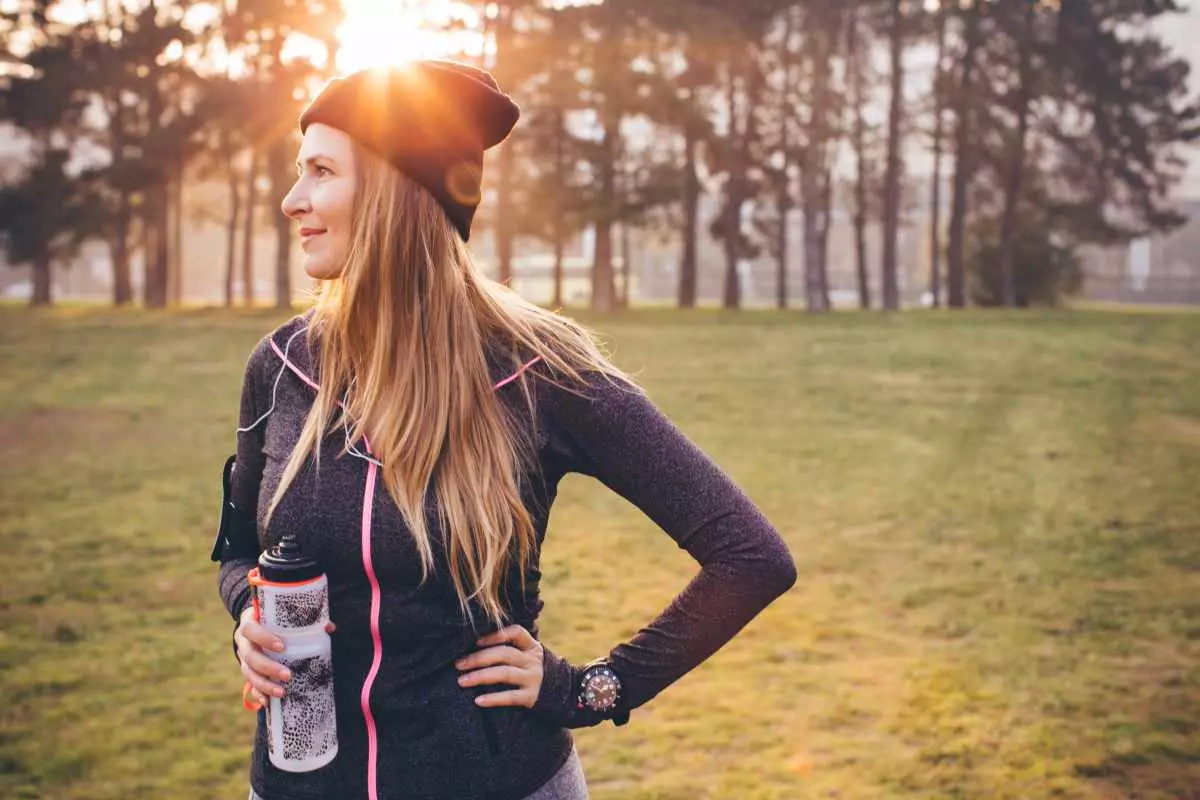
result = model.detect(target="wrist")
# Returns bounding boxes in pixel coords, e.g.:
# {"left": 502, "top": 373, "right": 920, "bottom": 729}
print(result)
{"left": 530, "top": 647, "right": 631, "bottom": 729}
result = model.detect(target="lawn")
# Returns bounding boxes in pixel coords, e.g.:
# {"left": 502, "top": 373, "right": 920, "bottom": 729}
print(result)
{"left": 1, "top": 305, "right": 1197, "bottom": 799}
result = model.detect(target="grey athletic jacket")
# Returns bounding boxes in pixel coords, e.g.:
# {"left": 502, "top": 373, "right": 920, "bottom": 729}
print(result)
{"left": 214, "top": 310, "right": 797, "bottom": 800}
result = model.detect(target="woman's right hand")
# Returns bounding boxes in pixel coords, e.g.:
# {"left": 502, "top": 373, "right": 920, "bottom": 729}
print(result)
{"left": 236, "top": 604, "right": 291, "bottom": 709}
{"left": 235, "top": 604, "right": 339, "bottom": 708}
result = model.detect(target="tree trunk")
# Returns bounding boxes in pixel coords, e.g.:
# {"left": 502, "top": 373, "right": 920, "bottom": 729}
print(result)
{"left": 849, "top": 2, "right": 871, "bottom": 310}
{"left": 619, "top": 220, "right": 631, "bottom": 308}
{"left": 170, "top": 159, "right": 184, "bottom": 305}
{"left": 776, "top": 11, "right": 798, "bottom": 311}
{"left": 818, "top": 167, "right": 833, "bottom": 309}
{"left": 679, "top": 108, "right": 700, "bottom": 309}
{"left": 928, "top": 4, "right": 949, "bottom": 309}
{"left": 154, "top": 187, "right": 170, "bottom": 307}
{"left": 552, "top": 233, "right": 564, "bottom": 309}
{"left": 947, "top": 0, "right": 983, "bottom": 309}
{"left": 494, "top": 5, "right": 515, "bottom": 287}
{"left": 31, "top": 254, "right": 52, "bottom": 307}
{"left": 268, "top": 138, "right": 293, "bottom": 309}
{"left": 104, "top": 6, "right": 133, "bottom": 308}
{"left": 112, "top": 187, "right": 133, "bottom": 306}
{"left": 140, "top": 208, "right": 157, "bottom": 306}
{"left": 998, "top": 0, "right": 1035, "bottom": 309}
{"left": 880, "top": 0, "right": 904, "bottom": 311}
{"left": 721, "top": 60, "right": 744, "bottom": 311}
{"left": 802, "top": 33, "right": 832, "bottom": 313}
{"left": 142, "top": 185, "right": 170, "bottom": 309}
{"left": 241, "top": 149, "right": 258, "bottom": 306}
{"left": 590, "top": 2, "right": 620, "bottom": 313}
{"left": 776, "top": 194, "right": 790, "bottom": 310}
{"left": 224, "top": 148, "right": 241, "bottom": 308}
{"left": 551, "top": 109, "right": 566, "bottom": 309}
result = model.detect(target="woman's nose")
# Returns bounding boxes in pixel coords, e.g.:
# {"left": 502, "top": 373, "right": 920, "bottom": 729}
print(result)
{"left": 281, "top": 179, "right": 309, "bottom": 219}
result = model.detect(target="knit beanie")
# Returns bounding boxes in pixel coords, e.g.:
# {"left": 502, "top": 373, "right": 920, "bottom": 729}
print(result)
{"left": 299, "top": 61, "right": 521, "bottom": 242}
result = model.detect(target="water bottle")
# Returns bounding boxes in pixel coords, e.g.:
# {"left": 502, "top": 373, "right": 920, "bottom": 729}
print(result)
{"left": 247, "top": 534, "right": 338, "bottom": 772}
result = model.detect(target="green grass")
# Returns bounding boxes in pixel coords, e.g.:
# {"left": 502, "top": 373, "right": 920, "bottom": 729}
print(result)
{"left": 1, "top": 305, "right": 1198, "bottom": 799}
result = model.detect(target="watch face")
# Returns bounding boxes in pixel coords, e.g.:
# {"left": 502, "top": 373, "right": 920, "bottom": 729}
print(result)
{"left": 582, "top": 667, "right": 620, "bottom": 712}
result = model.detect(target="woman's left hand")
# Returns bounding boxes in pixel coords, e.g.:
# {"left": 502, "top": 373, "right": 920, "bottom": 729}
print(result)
{"left": 455, "top": 624, "right": 544, "bottom": 708}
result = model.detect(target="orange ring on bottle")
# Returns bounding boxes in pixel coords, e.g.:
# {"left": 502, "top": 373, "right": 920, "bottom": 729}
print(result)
{"left": 243, "top": 680, "right": 263, "bottom": 712}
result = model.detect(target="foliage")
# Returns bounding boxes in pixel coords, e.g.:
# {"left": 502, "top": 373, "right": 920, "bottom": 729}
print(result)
{"left": 966, "top": 214, "right": 1083, "bottom": 307}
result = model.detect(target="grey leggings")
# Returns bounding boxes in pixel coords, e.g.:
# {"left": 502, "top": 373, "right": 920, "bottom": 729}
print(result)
{"left": 248, "top": 745, "right": 589, "bottom": 800}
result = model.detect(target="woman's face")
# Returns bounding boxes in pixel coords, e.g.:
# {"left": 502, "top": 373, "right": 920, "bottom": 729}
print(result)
{"left": 281, "top": 123, "right": 357, "bottom": 280}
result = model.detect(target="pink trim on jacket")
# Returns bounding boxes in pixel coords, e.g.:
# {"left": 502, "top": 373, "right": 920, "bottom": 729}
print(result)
{"left": 267, "top": 335, "right": 540, "bottom": 800}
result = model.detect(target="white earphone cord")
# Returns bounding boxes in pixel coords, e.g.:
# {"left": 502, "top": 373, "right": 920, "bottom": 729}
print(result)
{"left": 235, "top": 325, "right": 383, "bottom": 468}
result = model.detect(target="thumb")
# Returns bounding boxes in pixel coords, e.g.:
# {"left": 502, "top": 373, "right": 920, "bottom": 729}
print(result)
{"left": 325, "top": 621, "right": 337, "bottom": 634}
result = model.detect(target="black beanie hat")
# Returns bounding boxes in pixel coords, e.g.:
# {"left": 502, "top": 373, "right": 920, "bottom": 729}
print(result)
{"left": 299, "top": 61, "right": 521, "bottom": 242}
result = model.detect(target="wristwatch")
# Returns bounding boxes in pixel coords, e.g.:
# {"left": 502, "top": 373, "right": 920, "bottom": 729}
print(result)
{"left": 576, "top": 657, "right": 629, "bottom": 725}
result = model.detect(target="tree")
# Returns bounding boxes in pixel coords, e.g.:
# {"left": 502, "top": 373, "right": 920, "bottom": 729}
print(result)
{"left": 927, "top": 0, "right": 949, "bottom": 308}
{"left": 966, "top": 215, "right": 1082, "bottom": 307}
{"left": 945, "top": 0, "right": 983, "bottom": 308}
{"left": 0, "top": 1, "right": 103, "bottom": 306}
{"left": 879, "top": 0, "right": 904, "bottom": 310}
{"left": 0, "top": 151, "right": 104, "bottom": 306}
{"left": 846, "top": 0, "right": 876, "bottom": 310}
{"left": 994, "top": 0, "right": 1037, "bottom": 309}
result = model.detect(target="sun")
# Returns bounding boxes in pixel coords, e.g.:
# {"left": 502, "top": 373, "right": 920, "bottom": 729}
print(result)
{"left": 335, "top": 0, "right": 487, "bottom": 73}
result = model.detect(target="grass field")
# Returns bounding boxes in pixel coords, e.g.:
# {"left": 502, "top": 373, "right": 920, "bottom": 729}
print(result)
{"left": 1, "top": 306, "right": 1197, "bottom": 800}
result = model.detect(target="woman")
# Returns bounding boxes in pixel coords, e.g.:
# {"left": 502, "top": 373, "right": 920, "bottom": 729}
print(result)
{"left": 213, "top": 61, "right": 797, "bottom": 800}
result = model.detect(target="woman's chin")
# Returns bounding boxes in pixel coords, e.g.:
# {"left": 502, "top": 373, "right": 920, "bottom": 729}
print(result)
{"left": 303, "top": 259, "right": 341, "bottom": 281}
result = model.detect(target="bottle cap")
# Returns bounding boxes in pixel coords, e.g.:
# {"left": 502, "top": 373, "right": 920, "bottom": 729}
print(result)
{"left": 257, "top": 534, "right": 323, "bottom": 583}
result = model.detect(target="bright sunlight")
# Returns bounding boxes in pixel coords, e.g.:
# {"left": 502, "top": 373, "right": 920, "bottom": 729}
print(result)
{"left": 335, "top": 0, "right": 488, "bottom": 73}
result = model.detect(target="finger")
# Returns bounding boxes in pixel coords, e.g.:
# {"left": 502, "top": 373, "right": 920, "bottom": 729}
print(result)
{"left": 476, "top": 625, "right": 536, "bottom": 651}
{"left": 456, "top": 644, "right": 531, "bottom": 671}
{"left": 251, "top": 687, "right": 269, "bottom": 707}
{"left": 244, "top": 650, "right": 293, "bottom": 683}
{"left": 458, "top": 665, "right": 527, "bottom": 688}
{"left": 325, "top": 621, "right": 337, "bottom": 634}
{"left": 241, "top": 659, "right": 287, "bottom": 698}
{"left": 241, "top": 620, "right": 286, "bottom": 652}
{"left": 473, "top": 688, "right": 535, "bottom": 708}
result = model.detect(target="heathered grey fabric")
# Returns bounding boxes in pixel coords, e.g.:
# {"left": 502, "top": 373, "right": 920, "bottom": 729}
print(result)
{"left": 217, "top": 310, "right": 797, "bottom": 800}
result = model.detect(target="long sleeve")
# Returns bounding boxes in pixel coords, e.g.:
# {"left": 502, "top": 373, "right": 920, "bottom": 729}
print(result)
{"left": 530, "top": 370, "right": 798, "bottom": 729}
{"left": 215, "top": 341, "right": 270, "bottom": 628}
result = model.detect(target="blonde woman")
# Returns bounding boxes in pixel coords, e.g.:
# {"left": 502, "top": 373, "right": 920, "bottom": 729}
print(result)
{"left": 213, "top": 61, "right": 797, "bottom": 800}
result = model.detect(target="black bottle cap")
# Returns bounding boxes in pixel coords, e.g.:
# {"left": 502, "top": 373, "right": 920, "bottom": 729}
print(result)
{"left": 257, "top": 534, "right": 322, "bottom": 583}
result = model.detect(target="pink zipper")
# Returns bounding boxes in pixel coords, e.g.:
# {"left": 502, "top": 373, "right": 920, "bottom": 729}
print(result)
{"left": 268, "top": 335, "right": 541, "bottom": 799}
{"left": 359, "top": 452, "right": 382, "bottom": 800}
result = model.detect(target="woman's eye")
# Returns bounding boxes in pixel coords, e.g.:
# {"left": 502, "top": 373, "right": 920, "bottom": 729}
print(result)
{"left": 316, "top": 166, "right": 333, "bottom": 177}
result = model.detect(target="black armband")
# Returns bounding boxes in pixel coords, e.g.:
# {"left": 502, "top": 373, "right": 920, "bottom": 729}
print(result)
{"left": 210, "top": 454, "right": 261, "bottom": 562}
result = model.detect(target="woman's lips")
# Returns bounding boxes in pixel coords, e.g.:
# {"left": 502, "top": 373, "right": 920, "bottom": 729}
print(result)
{"left": 300, "top": 228, "right": 326, "bottom": 247}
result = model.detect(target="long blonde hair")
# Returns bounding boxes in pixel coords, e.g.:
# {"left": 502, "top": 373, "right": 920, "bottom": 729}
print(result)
{"left": 266, "top": 139, "right": 640, "bottom": 632}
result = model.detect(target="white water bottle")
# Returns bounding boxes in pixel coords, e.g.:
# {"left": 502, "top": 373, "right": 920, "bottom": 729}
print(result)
{"left": 248, "top": 534, "right": 338, "bottom": 772}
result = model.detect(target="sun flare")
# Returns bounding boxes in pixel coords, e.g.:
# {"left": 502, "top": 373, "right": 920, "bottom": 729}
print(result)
{"left": 335, "top": 0, "right": 487, "bottom": 74}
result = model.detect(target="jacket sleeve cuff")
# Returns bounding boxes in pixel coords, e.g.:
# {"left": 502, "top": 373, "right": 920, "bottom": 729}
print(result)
{"left": 531, "top": 645, "right": 581, "bottom": 727}
{"left": 229, "top": 589, "right": 254, "bottom": 663}
{"left": 531, "top": 646, "right": 620, "bottom": 730}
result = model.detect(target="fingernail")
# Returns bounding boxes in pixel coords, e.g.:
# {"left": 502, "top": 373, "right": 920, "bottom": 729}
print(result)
{"left": 280, "top": 670, "right": 291, "bottom": 681}
{"left": 457, "top": 675, "right": 468, "bottom": 685}
{"left": 273, "top": 642, "right": 285, "bottom": 652}
{"left": 274, "top": 687, "right": 285, "bottom": 697}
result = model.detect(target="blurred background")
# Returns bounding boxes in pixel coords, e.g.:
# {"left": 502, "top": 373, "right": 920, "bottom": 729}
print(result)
{"left": 2, "top": 2, "right": 1199, "bottom": 800}
{"left": 1, "top": 0, "right": 1198, "bottom": 311}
